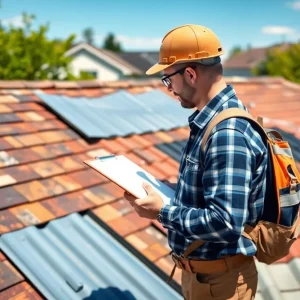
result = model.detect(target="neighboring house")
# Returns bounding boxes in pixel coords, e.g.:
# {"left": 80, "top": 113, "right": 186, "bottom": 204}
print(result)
{"left": 118, "top": 51, "right": 160, "bottom": 76}
{"left": 223, "top": 43, "right": 292, "bottom": 77}
{"left": 0, "top": 77, "right": 300, "bottom": 299}
{"left": 65, "top": 43, "right": 142, "bottom": 81}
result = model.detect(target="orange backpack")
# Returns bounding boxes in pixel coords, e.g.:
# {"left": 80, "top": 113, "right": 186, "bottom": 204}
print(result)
{"left": 200, "top": 108, "right": 300, "bottom": 264}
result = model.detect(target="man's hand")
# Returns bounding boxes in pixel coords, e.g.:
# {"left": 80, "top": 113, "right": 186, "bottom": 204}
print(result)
{"left": 124, "top": 182, "right": 164, "bottom": 220}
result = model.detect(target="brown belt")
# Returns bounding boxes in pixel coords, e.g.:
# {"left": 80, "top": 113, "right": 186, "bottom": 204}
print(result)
{"left": 171, "top": 253, "right": 253, "bottom": 274}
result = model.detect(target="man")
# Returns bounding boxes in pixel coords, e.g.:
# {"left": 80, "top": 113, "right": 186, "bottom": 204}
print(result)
{"left": 124, "top": 24, "right": 267, "bottom": 300}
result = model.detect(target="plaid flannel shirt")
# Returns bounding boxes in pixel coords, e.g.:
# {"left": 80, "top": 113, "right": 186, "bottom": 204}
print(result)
{"left": 160, "top": 85, "right": 268, "bottom": 259}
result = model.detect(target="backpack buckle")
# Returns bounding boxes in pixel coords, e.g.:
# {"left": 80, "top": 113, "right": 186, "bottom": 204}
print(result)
{"left": 290, "top": 179, "right": 297, "bottom": 194}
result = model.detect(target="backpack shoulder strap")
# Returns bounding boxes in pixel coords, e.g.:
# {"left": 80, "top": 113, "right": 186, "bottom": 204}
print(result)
{"left": 201, "top": 107, "right": 266, "bottom": 153}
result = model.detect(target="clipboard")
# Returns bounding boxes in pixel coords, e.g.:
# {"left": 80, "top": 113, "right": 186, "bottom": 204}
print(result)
{"left": 84, "top": 155, "right": 175, "bottom": 205}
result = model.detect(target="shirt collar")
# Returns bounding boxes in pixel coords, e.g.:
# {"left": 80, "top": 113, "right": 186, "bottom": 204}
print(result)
{"left": 188, "top": 84, "right": 237, "bottom": 130}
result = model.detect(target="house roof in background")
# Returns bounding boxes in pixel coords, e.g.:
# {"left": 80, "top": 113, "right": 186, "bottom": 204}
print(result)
{"left": 0, "top": 77, "right": 300, "bottom": 299}
{"left": 65, "top": 43, "right": 142, "bottom": 74}
{"left": 118, "top": 52, "right": 159, "bottom": 74}
{"left": 223, "top": 43, "right": 292, "bottom": 69}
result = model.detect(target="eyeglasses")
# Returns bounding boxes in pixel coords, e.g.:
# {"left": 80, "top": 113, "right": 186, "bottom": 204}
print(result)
{"left": 161, "top": 67, "right": 187, "bottom": 87}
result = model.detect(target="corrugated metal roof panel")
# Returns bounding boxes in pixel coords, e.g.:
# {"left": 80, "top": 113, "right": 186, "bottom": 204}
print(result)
{"left": 156, "top": 141, "right": 187, "bottom": 162}
{"left": 0, "top": 213, "right": 181, "bottom": 300}
{"left": 256, "top": 259, "right": 300, "bottom": 300}
{"left": 36, "top": 90, "right": 191, "bottom": 139}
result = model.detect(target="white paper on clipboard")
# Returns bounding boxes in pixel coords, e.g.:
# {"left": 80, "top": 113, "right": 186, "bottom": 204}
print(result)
{"left": 84, "top": 155, "right": 175, "bottom": 205}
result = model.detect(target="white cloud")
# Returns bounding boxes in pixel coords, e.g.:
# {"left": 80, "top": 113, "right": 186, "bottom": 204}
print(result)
{"left": 261, "top": 26, "right": 296, "bottom": 36}
{"left": 95, "top": 34, "right": 162, "bottom": 50}
{"left": 287, "top": 1, "right": 300, "bottom": 10}
{"left": 116, "top": 35, "right": 161, "bottom": 49}
{"left": 1, "top": 15, "right": 25, "bottom": 28}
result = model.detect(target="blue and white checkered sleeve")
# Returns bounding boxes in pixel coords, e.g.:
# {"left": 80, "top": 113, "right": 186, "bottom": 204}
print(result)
{"left": 160, "top": 128, "right": 254, "bottom": 243}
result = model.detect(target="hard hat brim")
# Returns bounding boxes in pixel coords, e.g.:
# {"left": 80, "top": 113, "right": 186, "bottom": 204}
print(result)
{"left": 145, "top": 63, "right": 171, "bottom": 75}
{"left": 146, "top": 56, "right": 222, "bottom": 75}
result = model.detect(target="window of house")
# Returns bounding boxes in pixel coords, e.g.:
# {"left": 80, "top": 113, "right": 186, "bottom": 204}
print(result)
{"left": 80, "top": 70, "right": 98, "bottom": 79}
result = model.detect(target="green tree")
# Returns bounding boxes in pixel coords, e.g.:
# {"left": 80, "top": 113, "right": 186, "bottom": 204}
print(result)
{"left": 103, "top": 33, "right": 123, "bottom": 52}
{"left": 228, "top": 46, "right": 242, "bottom": 59}
{"left": 0, "top": 13, "right": 79, "bottom": 80}
{"left": 82, "top": 27, "right": 94, "bottom": 45}
{"left": 252, "top": 43, "right": 300, "bottom": 84}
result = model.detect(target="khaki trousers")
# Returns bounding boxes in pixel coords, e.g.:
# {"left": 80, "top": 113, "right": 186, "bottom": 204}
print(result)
{"left": 181, "top": 257, "right": 258, "bottom": 300}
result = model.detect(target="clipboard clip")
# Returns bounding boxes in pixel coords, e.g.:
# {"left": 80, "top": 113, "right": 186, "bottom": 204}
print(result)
{"left": 96, "top": 155, "right": 117, "bottom": 161}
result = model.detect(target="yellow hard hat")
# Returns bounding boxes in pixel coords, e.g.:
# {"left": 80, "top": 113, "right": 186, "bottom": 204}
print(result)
{"left": 146, "top": 24, "right": 224, "bottom": 75}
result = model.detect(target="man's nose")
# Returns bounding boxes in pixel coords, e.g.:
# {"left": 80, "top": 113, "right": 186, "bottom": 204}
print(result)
{"left": 167, "top": 82, "right": 173, "bottom": 92}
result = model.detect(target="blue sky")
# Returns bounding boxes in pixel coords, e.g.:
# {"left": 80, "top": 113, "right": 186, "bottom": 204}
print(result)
{"left": 1, "top": 0, "right": 300, "bottom": 59}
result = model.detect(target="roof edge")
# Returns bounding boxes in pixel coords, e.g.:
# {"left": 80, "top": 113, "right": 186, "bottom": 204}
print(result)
{"left": 0, "top": 77, "right": 299, "bottom": 89}
{"left": 65, "top": 43, "right": 143, "bottom": 74}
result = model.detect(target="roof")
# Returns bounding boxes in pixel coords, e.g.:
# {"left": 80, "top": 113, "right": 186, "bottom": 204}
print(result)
{"left": 0, "top": 77, "right": 300, "bottom": 299}
{"left": 118, "top": 52, "right": 159, "bottom": 74}
{"left": 65, "top": 43, "right": 142, "bottom": 75}
{"left": 0, "top": 213, "right": 181, "bottom": 300}
{"left": 37, "top": 89, "right": 191, "bottom": 139}
{"left": 224, "top": 43, "right": 292, "bottom": 69}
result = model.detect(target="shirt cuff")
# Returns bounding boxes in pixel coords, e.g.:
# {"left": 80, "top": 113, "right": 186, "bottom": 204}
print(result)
{"left": 160, "top": 204, "right": 177, "bottom": 230}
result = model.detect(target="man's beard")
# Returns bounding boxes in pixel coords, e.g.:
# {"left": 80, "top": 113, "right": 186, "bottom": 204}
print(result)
{"left": 174, "top": 80, "right": 196, "bottom": 109}
{"left": 174, "top": 93, "right": 195, "bottom": 109}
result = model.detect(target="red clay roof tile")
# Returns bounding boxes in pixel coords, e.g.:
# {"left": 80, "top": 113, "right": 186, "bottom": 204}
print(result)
{"left": 107, "top": 216, "right": 138, "bottom": 237}
{"left": 124, "top": 152, "right": 147, "bottom": 166}
{"left": 0, "top": 113, "right": 23, "bottom": 123}
{"left": 15, "top": 134, "right": 46, "bottom": 147}
{"left": 47, "top": 191, "right": 94, "bottom": 214}
{"left": 114, "top": 136, "right": 142, "bottom": 151}
{"left": 0, "top": 104, "right": 13, "bottom": 113}
{"left": 0, "top": 281, "right": 43, "bottom": 299}
{"left": 92, "top": 204, "right": 122, "bottom": 222}
{"left": 45, "top": 143, "right": 73, "bottom": 157}
{"left": 0, "top": 252, "right": 5, "bottom": 262}
{"left": 110, "top": 198, "right": 135, "bottom": 216}
{"left": 10, "top": 202, "right": 55, "bottom": 226}
{"left": 7, "top": 102, "right": 44, "bottom": 112}
{"left": 0, "top": 138, "right": 15, "bottom": 151}
{"left": 54, "top": 156, "right": 85, "bottom": 172}
{"left": 81, "top": 184, "right": 117, "bottom": 205}
{"left": 0, "top": 186, "right": 28, "bottom": 209}
{"left": 141, "top": 242, "right": 170, "bottom": 262}
{"left": 27, "top": 161, "right": 64, "bottom": 178}
{"left": 13, "top": 180, "right": 54, "bottom": 202}
{"left": 132, "top": 148, "right": 160, "bottom": 164}
{"left": 99, "top": 138, "right": 130, "bottom": 154}
{"left": 101, "top": 182, "right": 125, "bottom": 199}
{"left": 52, "top": 174, "right": 82, "bottom": 192}
{"left": 0, "top": 95, "right": 19, "bottom": 103}
{"left": 0, "top": 174, "right": 17, "bottom": 187}
{"left": 0, "top": 260, "right": 24, "bottom": 291}
{"left": 0, "top": 209, "right": 24, "bottom": 234}
{"left": 6, "top": 148, "right": 41, "bottom": 165}
{"left": 16, "top": 111, "right": 45, "bottom": 122}
{"left": 2, "top": 136, "right": 23, "bottom": 149}
{"left": 69, "top": 169, "right": 106, "bottom": 188}
{"left": 125, "top": 211, "right": 152, "bottom": 230}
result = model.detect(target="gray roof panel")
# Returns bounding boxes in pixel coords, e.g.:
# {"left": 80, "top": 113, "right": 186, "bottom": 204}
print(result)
{"left": 156, "top": 141, "right": 187, "bottom": 162}
{"left": 37, "top": 90, "right": 191, "bottom": 139}
{"left": 118, "top": 52, "right": 159, "bottom": 74}
{"left": 0, "top": 213, "right": 181, "bottom": 300}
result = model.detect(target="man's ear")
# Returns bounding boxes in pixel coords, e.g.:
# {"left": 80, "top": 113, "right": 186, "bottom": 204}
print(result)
{"left": 185, "top": 67, "right": 197, "bottom": 84}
